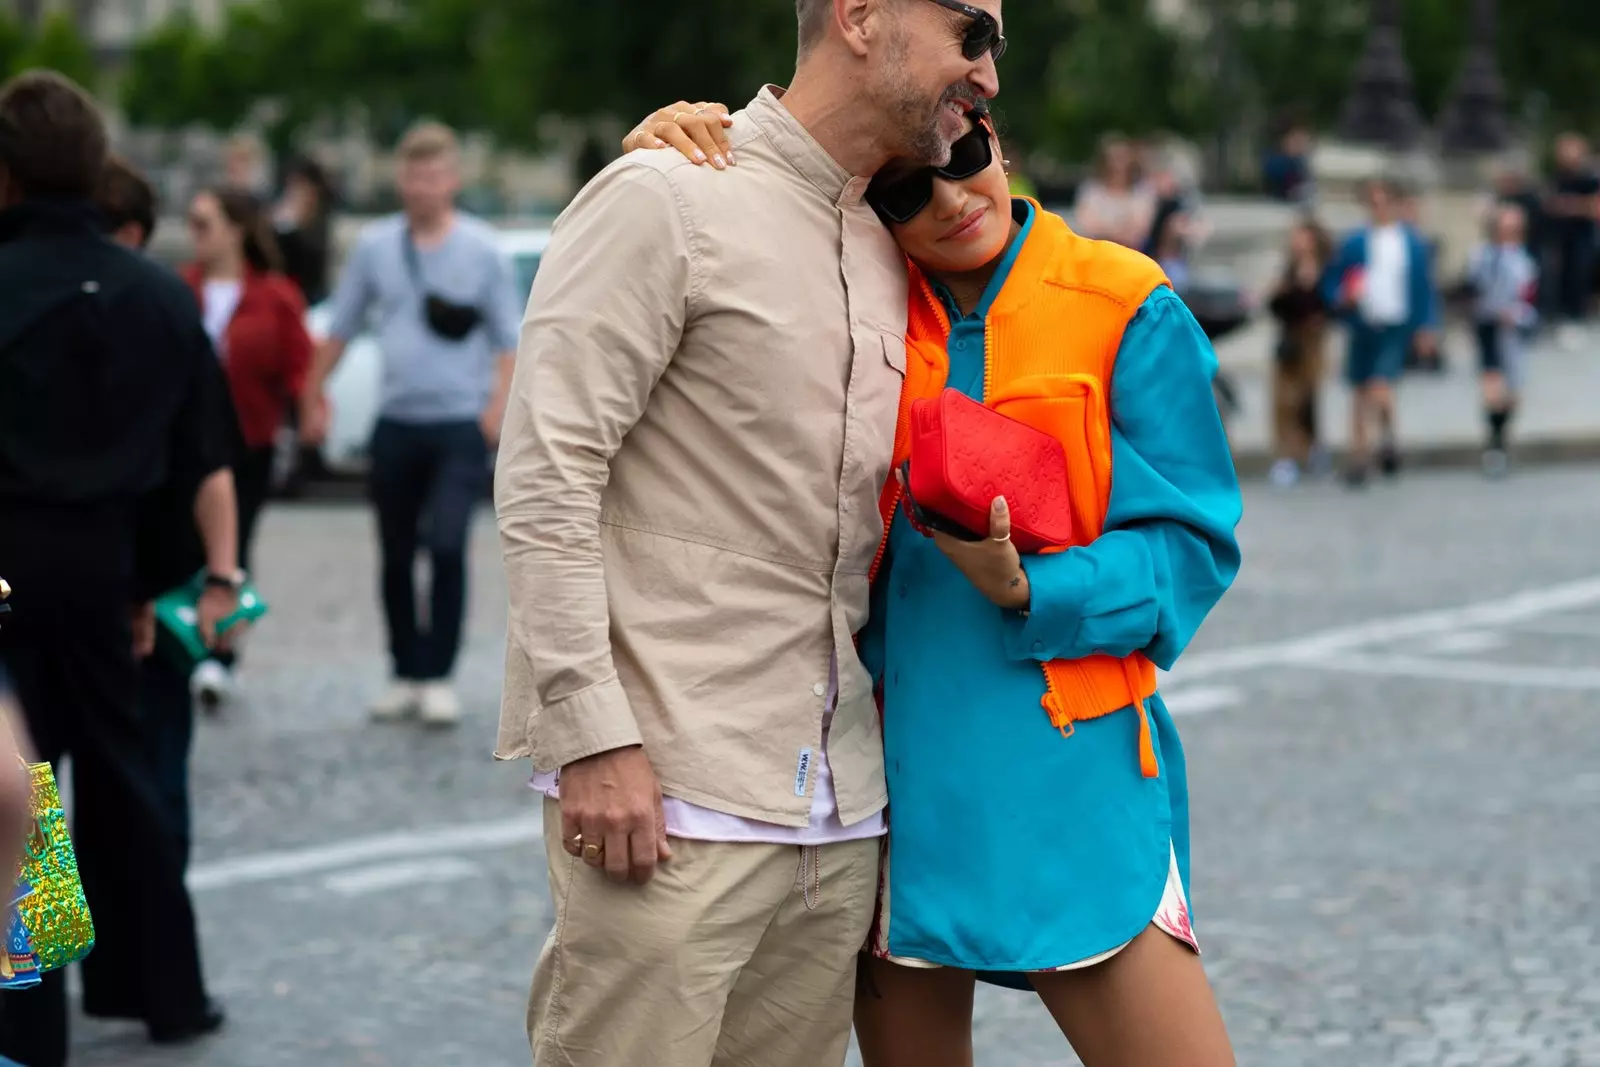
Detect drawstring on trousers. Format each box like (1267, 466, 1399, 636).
(797, 845, 821, 911)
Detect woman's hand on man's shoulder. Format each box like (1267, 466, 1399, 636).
(622, 101, 735, 171)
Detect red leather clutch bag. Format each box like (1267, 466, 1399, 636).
(902, 389, 1074, 554)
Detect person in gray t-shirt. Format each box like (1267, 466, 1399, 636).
(300, 122, 521, 725)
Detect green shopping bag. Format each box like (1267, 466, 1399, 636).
(152, 572, 268, 667)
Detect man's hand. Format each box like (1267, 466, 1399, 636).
(557, 746, 672, 885)
(298, 391, 330, 446)
(928, 494, 1032, 612)
(195, 585, 239, 650)
(132, 601, 157, 659)
(479, 401, 506, 449)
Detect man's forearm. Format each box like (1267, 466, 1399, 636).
(194, 467, 239, 576)
(491, 352, 516, 409)
(304, 336, 348, 398)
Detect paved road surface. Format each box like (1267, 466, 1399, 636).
(68, 464, 1600, 1067)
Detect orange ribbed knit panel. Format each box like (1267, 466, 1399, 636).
(874, 204, 1169, 776)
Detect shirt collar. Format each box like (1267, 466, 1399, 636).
(0, 199, 105, 244)
(746, 85, 871, 208)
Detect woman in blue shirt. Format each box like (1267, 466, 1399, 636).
(637, 106, 1242, 1067)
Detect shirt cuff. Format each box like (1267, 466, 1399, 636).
(1000, 551, 1090, 663)
(528, 675, 645, 772)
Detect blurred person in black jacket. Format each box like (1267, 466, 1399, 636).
(97, 154, 245, 861)
(0, 72, 231, 1064)
(272, 156, 334, 305)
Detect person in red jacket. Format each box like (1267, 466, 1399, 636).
(181, 187, 312, 706)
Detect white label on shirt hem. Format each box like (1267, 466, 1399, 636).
(794, 748, 813, 797)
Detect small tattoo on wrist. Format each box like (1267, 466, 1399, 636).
(1008, 576, 1022, 588)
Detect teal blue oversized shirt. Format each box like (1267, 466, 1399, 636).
(859, 201, 1242, 981)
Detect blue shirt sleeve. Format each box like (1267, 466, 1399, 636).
(1000, 287, 1243, 670)
(857, 546, 891, 686)
(1322, 233, 1357, 306)
(486, 245, 525, 354)
(327, 229, 376, 343)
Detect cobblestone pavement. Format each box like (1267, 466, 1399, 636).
(64, 464, 1600, 1067)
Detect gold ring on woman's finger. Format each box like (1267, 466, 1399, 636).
(991, 533, 1012, 543)
(672, 111, 690, 122)
(582, 841, 604, 861)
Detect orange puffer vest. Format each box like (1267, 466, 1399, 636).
(871, 203, 1170, 777)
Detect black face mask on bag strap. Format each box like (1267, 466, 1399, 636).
(404, 228, 483, 342)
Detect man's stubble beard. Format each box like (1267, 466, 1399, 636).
(873, 30, 957, 168)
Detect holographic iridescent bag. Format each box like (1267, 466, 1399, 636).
(14, 760, 94, 972)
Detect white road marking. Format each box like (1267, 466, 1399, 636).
(1304, 653, 1600, 691)
(323, 857, 482, 897)
(1415, 630, 1506, 656)
(187, 813, 541, 893)
(1161, 686, 1240, 717)
(187, 576, 1600, 897)
(1169, 576, 1600, 684)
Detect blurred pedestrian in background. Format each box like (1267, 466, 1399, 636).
(1491, 161, 1546, 259)
(1267, 217, 1333, 489)
(221, 133, 268, 202)
(0, 70, 229, 1064)
(95, 155, 241, 864)
(1142, 152, 1204, 289)
(1467, 204, 1540, 479)
(272, 156, 335, 306)
(1396, 184, 1445, 375)
(1261, 115, 1314, 204)
(94, 154, 157, 253)
(1546, 132, 1599, 346)
(181, 188, 312, 710)
(301, 121, 521, 727)
(1325, 177, 1438, 488)
(1074, 133, 1155, 249)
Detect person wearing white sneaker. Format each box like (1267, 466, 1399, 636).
(417, 681, 461, 727)
(302, 124, 523, 730)
(368, 679, 420, 722)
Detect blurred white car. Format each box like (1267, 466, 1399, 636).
(301, 226, 551, 476)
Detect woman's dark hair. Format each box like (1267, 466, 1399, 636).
(204, 186, 284, 274)
(96, 155, 158, 246)
(1288, 214, 1333, 268)
(286, 155, 335, 210)
(0, 71, 107, 201)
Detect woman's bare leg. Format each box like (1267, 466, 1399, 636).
(854, 956, 976, 1067)
(1029, 926, 1236, 1067)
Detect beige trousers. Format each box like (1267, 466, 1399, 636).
(528, 799, 880, 1067)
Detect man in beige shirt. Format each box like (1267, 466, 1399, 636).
(494, 1, 1002, 1064)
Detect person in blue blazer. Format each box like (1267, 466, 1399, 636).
(1323, 178, 1439, 486)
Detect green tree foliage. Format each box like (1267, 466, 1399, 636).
(117, 0, 1600, 171)
(0, 10, 26, 80)
(11, 9, 95, 88)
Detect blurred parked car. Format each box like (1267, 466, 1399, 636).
(290, 226, 551, 484)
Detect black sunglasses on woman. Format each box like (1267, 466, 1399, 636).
(866, 110, 998, 224)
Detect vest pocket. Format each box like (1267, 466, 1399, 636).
(987, 373, 1113, 545)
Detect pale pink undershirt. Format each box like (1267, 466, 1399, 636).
(531, 653, 888, 845)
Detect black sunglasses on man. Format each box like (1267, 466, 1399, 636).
(924, 0, 1007, 62)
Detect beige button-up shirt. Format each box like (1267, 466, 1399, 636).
(495, 87, 908, 827)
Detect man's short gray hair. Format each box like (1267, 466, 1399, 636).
(796, 0, 831, 58)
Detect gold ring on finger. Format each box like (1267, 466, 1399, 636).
(583, 841, 604, 861)
(672, 111, 690, 122)
(991, 533, 1011, 543)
